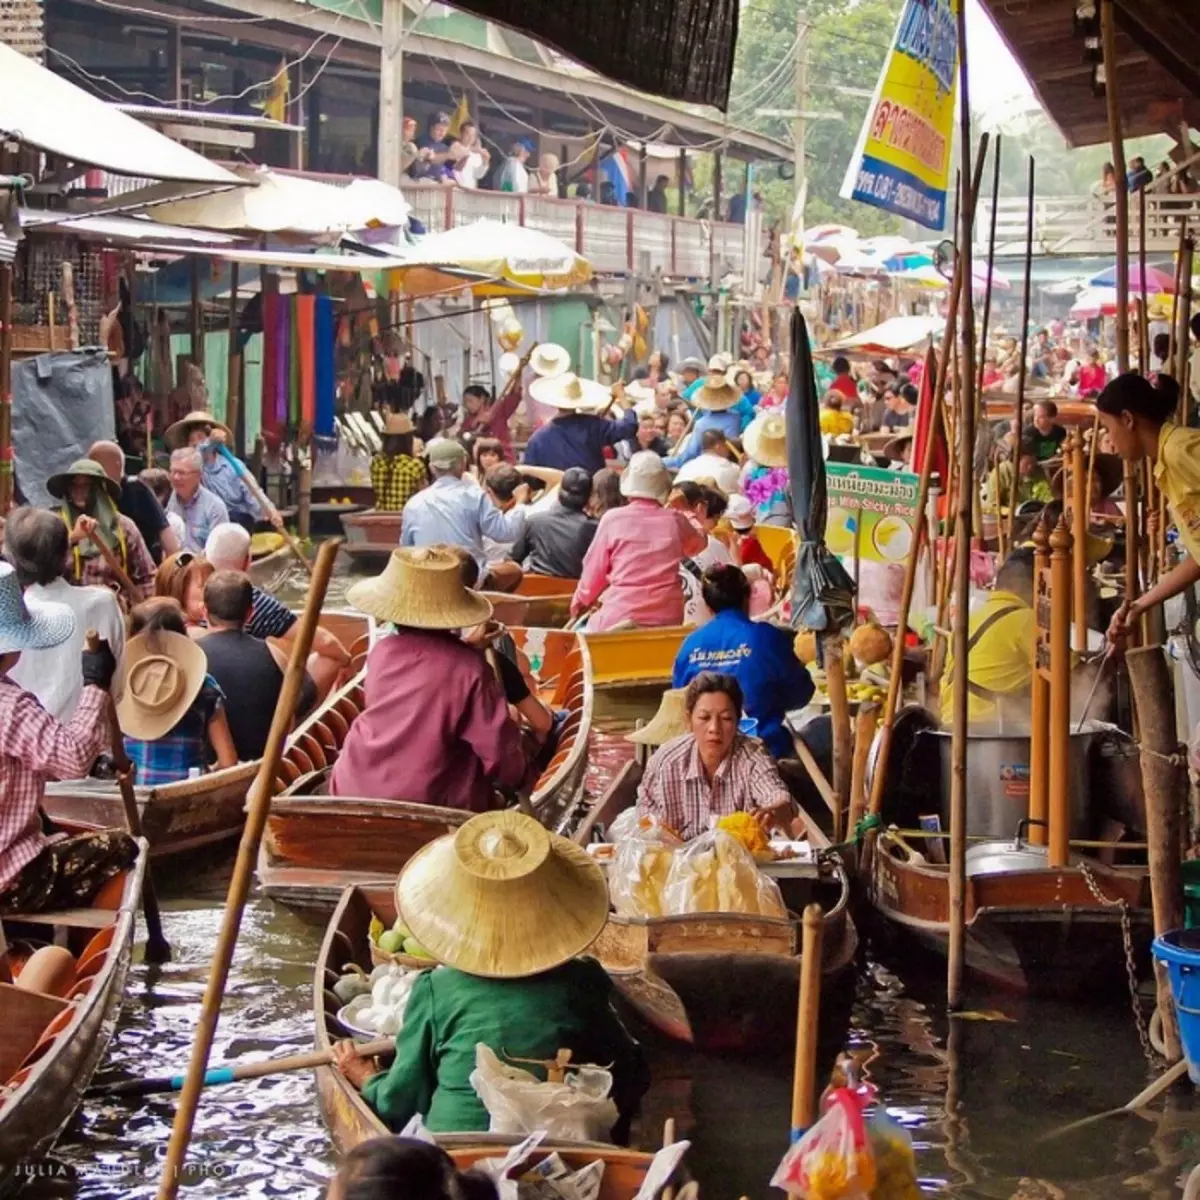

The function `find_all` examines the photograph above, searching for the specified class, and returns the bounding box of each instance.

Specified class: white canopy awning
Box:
[0,43,240,185]
[822,315,945,357]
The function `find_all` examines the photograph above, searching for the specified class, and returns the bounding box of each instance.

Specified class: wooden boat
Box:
[42,611,373,859]
[584,626,688,689]
[314,884,676,1197]
[258,628,594,911]
[870,830,1153,997]
[339,510,404,566]
[0,841,147,1188]
[484,574,577,629]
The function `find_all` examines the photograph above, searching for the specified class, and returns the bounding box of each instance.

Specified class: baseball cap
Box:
[427,437,468,469]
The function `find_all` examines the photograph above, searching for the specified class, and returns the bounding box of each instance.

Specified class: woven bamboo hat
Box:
[164,410,233,451]
[396,810,610,978]
[116,629,208,741]
[691,361,740,412]
[626,688,689,746]
[346,546,493,630]
[46,457,121,505]
[528,372,611,411]
[530,343,571,378]
[744,411,788,468]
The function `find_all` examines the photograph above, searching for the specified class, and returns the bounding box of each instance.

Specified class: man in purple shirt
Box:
[330,545,531,810]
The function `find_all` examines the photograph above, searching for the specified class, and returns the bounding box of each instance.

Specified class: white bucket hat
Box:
[530,343,571,378]
[0,563,76,655]
[619,450,671,502]
[725,493,756,531]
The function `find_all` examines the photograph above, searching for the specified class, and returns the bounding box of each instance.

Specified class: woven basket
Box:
[369,941,438,971]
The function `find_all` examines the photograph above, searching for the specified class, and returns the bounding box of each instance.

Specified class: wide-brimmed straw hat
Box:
[691,366,740,412]
[529,372,611,411]
[1050,453,1123,500]
[116,629,208,741]
[530,343,571,378]
[744,412,788,468]
[0,562,76,654]
[383,412,414,436]
[882,430,914,462]
[346,546,493,630]
[626,688,689,746]
[164,410,233,451]
[395,810,609,978]
[619,450,671,502]
[46,457,121,505]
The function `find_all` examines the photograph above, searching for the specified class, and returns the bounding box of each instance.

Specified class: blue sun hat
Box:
[0,562,76,655]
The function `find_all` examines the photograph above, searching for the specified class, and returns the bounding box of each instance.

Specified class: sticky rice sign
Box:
[839,0,959,231]
[825,464,921,566]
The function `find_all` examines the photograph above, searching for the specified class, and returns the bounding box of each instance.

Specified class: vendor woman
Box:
[331,811,648,1140]
[1100,374,1200,644]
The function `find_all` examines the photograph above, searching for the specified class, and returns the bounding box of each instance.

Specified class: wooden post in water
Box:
[823,635,851,844]
[1068,432,1088,652]
[1047,518,1073,868]
[790,904,824,1139]
[1029,518,1051,845]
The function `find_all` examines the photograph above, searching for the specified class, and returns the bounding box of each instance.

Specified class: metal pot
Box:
[965,819,1075,878]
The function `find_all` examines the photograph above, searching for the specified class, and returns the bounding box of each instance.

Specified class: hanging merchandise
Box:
[485,299,524,352]
[260,288,338,440]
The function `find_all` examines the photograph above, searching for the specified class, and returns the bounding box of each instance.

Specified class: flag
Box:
[600,149,634,205]
[911,344,948,488]
[447,94,470,138]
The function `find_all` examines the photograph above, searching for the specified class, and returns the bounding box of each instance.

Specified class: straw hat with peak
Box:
[116,629,208,741]
[744,411,788,468]
[47,457,121,505]
[346,546,493,630]
[626,688,689,746]
[530,343,571,379]
[396,810,609,978]
[691,357,740,412]
[164,410,233,451]
[382,411,414,436]
[529,372,612,412]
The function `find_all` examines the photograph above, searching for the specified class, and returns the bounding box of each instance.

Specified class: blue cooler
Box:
[1152,929,1200,1083]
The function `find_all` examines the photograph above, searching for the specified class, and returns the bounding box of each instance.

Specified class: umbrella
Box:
[787,308,855,634]
[1069,286,1144,318]
[1089,262,1176,293]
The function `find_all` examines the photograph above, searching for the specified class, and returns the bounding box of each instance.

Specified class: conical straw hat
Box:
[396,810,610,978]
[744,411,788,468]
[346,546,493,630]
[626,688,689,746]
[528,372,611,411]
[691,369,740,411]
[164,410,233,451]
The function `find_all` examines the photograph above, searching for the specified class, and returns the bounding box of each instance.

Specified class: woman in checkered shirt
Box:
[635,672,794,842]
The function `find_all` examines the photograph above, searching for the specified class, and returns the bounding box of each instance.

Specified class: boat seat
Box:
[1,907,119,931]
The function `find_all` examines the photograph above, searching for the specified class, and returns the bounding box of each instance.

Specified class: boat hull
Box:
[584,627,687,689]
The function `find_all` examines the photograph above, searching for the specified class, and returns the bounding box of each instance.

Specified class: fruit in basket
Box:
[402,937,435,961]
[794,629,817,664]
[377,929,405,955]
[849,619,892,666]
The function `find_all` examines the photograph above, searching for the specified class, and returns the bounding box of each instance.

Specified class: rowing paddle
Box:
[1038,1057,1190,1142]
[88,1036,395,1100]
[83,529,142,608]
[85,630,171,964]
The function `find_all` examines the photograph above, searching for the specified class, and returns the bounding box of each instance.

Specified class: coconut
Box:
[794,629,817,665]
[849,621,892,666]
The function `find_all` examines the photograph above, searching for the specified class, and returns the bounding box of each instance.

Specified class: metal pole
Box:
[1006,157,1035,556]
[378,0,405,187]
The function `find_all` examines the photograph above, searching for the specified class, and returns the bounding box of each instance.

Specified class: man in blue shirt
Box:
[672,564,813,759]
[666,363,744,469]
[523,373,638,474]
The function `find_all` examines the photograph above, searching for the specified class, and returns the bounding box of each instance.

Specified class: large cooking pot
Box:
[966,818,1077,878]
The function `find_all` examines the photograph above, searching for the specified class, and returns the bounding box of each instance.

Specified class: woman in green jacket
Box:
[332,811,649,1141]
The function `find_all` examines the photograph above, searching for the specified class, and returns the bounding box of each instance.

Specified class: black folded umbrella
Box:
[786,308,856,634]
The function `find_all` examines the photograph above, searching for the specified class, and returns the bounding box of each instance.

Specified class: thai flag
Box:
[600,148,634,205]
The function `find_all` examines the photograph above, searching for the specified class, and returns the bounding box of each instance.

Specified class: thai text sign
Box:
[839,0,960,230]
[825,464,920,566]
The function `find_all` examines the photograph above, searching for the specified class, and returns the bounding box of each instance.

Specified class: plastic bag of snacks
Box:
[660,830,786,917]
[608,821,681,918]
[864,1112,920,1200]
[771,1089,876,1199]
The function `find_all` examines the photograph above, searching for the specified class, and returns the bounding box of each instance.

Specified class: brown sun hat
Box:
[626,688,689,746]
[116,629,208,741]
[46,457,121,505]
[346,546,493,630]
[383,411,414,436]
[164,410,233,451]
[744,411,788,468]
[395,810,610,978]
[691,363,740,412]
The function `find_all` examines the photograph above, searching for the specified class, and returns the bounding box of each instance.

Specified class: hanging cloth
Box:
[261,292,279,437]
[288,296,301,427]
[273,293,290,431]
[296,294,316,427]
[314,294,336,437]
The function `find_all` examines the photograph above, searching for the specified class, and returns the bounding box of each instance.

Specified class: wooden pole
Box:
[85,530,142,607]
[1047,518,1072,868]
[847,701,879,840]
[790,903,823,1139]
[1138,188,1149,372]
[1168,218,1189,382]
[226,261,242,457]
[1006,157,1036,555]
[61,262,79,351]
[84,631,171,963]
[867,138,989,824]
[1125,644,1185,1063]
[1176,237,1195,415]
[823,635,851,844]
[1029,518,1051,845]
[0,263,12,516]
[189,258,203,366]
[155,540,338,1200]
[1069,433,1088,651]
[974,135,1001,419]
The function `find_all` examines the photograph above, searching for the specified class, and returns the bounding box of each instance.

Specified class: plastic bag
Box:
[865,1112,920,1200]
[608,808,680,844]
[469,1044,619,1143]
[771,1089,875,1199]
[608,820,681,918]
[660,830,786,917]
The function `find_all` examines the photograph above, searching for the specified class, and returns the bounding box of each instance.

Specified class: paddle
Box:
[88,1036,395,1100]
[1038,1058,1190,1142]
[83,529,142,608]
[85,629,171,964]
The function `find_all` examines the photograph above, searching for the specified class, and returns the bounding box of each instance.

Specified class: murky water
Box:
[28,566,1200,1197]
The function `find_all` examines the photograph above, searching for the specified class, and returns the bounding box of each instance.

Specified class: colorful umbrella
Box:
[1089,262,1176,293]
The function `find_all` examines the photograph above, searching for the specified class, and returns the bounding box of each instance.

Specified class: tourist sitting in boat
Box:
[370,412,428,514]
[673,428,742,494]
[724,494,773,573]
[46,458,156,604]
[87,439,180,564]
[939,548,1036,725]
[140,467,188,553]
[571,451,706,631]
[167,448,230,553]
[673,565,813,760]
[204,523,351,699]
[198,571,294,761]
[326,1138,497,1200]
[3,507,125,722]
[1101,374,1200,645]
[330,547,532,810]
[401,439,526,593]
[0,562,135,915]
[589,467,625,517]
[155,549,213,633]
[510,466,596,580]
[636,672,795,841]
[331,810,648,1139]
[469,436,505,484]
[664,361,743,469]
[119,598,238,786]
[670,481,733,625]
[522,373,637,474]
[740,412,792,527]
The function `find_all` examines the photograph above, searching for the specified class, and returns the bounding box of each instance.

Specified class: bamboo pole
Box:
[1068,433,1087,651]
[867,139,989,825]
[84,530,142,608]
[1168,218,1189,382]
[973,136,1002,542]
[948,0,977,1011]
[1048,518,1072,867]
[847,701,879,841]
[1176,237,1195,417]
[226,262,242,457]
[1125,644,1185,1063]
[1006,156,1036,557]
[1138,188,1149,372]
[823,635,851,844]
[1029,518,1050,845]
[155,540,339,1199]
[790,904,824,1139]
[0,263,12,516]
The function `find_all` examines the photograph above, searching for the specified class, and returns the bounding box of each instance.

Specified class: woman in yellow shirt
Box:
[1098,373,1200,644]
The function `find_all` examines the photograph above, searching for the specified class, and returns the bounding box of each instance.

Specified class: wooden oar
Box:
[85,629,171,964]
[1038,1058,1190,1142]
[84,530,142,608]
[89,1036,394,1100]
[155,540,338,1200]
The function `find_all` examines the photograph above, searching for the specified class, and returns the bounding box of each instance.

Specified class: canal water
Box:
[26,562,1200,1197]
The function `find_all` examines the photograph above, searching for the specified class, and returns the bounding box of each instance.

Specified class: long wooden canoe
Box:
[870,830,1153,996]
[314,884,677,1199]
[484,573,577,629]
[584,627,688,689]
[0,840,147,1188]
[257,628,594,911]
[42,612,373,860]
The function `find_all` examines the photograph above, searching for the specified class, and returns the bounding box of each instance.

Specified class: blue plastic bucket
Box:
[1152,929,1200,1083]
